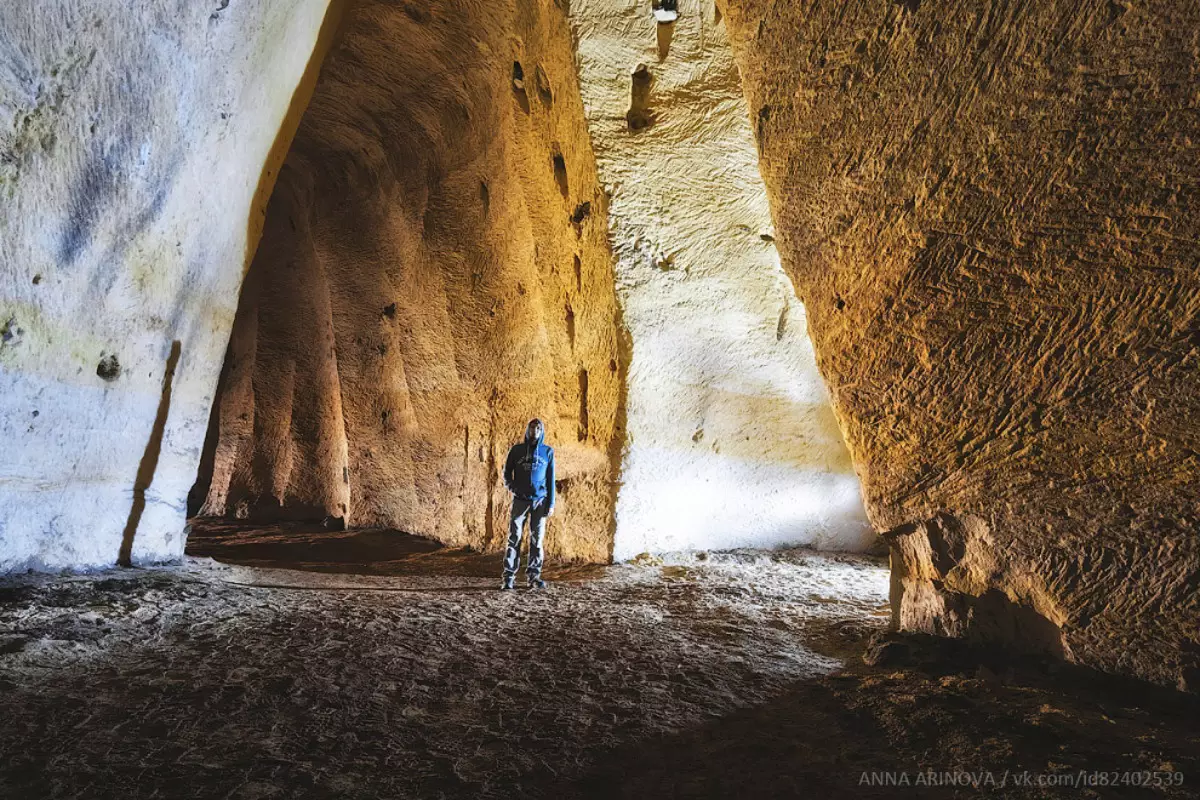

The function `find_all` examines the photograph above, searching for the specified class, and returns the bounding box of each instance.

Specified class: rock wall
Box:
[569,0,875,558]
[191,0,625,563]
[722,0,1200,687]
[0,0,337,571]
[6,0,1195,693]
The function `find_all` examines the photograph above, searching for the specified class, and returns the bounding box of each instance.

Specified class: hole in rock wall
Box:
[552,146,569,197]
[512,60,531,114]
[96,353,121,381]
[626,65,654,131]
[535,64,554,105]
[654,9,675,60]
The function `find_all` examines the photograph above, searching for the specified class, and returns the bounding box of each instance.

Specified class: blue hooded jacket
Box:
[504,420,555,507]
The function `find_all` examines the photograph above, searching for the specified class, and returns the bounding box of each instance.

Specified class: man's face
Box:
[526,421,543,441]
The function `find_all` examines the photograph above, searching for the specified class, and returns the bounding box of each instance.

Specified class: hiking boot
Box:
[527,577,547,590]
[501,577,515,591]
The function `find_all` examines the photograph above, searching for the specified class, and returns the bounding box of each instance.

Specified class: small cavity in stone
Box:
[552,147,569,198]
[571,202,591,226]
[626,65,654,131]
[535,65,553,105]
[97,353,121,382]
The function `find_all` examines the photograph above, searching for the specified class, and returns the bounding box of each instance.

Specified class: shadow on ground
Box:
[186,518,605,582]
[563,631,1200,799]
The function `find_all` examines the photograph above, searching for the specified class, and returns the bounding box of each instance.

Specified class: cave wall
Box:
[721,0,1200,687]
[0,0,336,571]
[193,0,625,563]
[4,0,1195,695]
[569,0,875,557]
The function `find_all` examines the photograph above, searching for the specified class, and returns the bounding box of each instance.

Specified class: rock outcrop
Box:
[0,0,338,570]
[190,0,625,563]
[722,0,1200,687]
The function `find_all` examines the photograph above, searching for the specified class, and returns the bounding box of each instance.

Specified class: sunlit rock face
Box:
[569,0,875,558]
[192,0,625,563]
[0,0,335,571]
[722,0,1200,687]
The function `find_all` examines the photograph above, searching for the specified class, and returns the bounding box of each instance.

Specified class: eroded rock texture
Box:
[722,0,1200,686]
[192,0,624,562]
[569,0,874,557]
[0,0,336,570]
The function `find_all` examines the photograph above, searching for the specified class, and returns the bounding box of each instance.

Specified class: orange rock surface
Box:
[722,0,1200,687]
[192,0,624,564]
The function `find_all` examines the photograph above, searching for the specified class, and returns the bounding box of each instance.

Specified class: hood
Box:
[524,418,545,448]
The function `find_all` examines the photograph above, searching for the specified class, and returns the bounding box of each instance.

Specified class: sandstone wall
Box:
[0,0,335,570]
[722,0,1200,687]
[192,0,625,563]
[569,0,875,558]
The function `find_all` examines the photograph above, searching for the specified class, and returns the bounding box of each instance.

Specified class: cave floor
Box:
[0,527,1197,799]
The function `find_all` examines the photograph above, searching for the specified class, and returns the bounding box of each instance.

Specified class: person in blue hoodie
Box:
[501,418,555,590]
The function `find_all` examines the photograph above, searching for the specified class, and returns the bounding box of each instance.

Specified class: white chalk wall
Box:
[570,0,876,558]
[0,0,332,571]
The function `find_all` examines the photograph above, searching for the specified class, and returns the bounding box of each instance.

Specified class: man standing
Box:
[502,418,555,590]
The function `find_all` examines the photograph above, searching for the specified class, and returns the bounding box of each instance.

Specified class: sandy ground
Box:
[0,525,1196,798]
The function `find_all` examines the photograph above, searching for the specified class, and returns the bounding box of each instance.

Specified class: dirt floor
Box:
[0,523,1196,799]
